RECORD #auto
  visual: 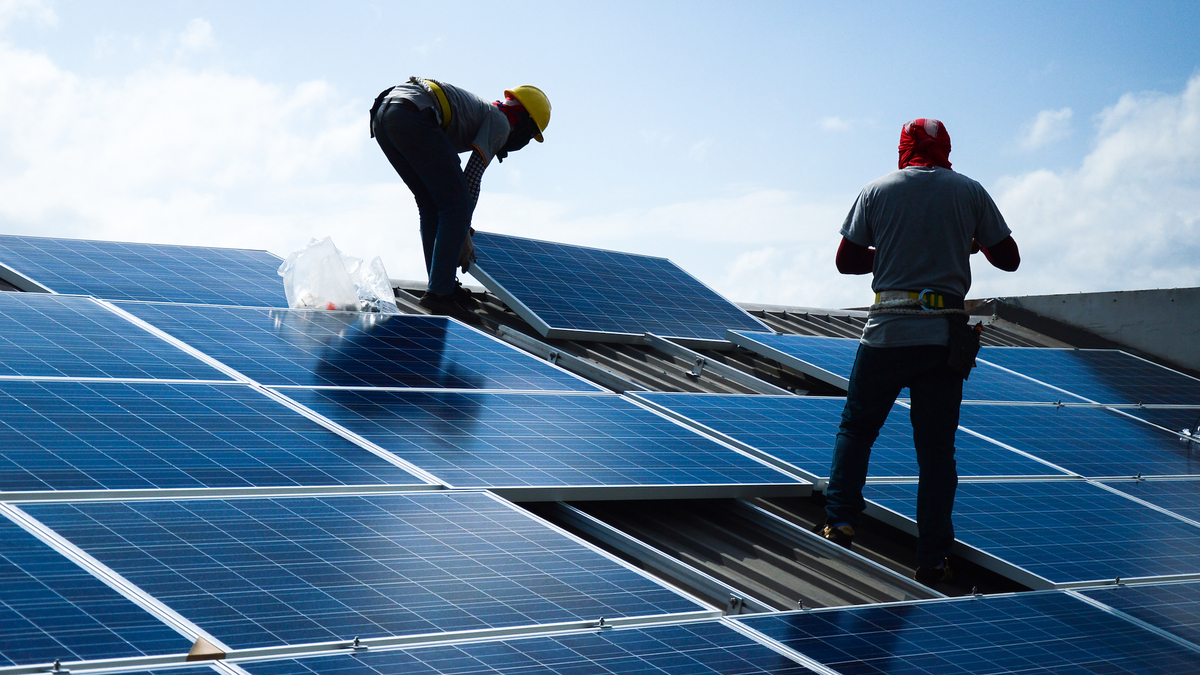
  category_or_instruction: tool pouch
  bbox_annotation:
[945,314,982,380]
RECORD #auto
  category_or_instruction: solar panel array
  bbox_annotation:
[0,236,821,673]
[737,591,1200,674]
[0,234,288,306]
[470,231,770,345]
[7,233,1200,674]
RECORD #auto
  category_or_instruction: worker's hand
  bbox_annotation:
[458,230,476,273]
[970,238,981,254]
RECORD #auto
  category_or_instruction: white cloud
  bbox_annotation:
[0,39,408,275]
[0,0,56,31]
[178,18,216,53]
[819,116,853,132]
[686,138,713,162]
[1017,107,1073,151]
[991,75,1200,297]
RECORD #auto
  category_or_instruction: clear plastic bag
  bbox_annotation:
[278,238,399,313]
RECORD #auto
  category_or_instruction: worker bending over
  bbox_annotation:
[819,118,1020,584]
[371,77,550,322]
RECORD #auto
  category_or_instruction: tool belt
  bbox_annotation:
[873,289,964,310]
[413,76,452,131]
[869,289,980,380]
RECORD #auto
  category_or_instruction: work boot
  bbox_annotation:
[418,291,481,325]
[914,558,953,585]
[452,281,480,310]
[815,522,854,549]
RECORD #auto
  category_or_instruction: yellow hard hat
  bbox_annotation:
[505,85,550,142]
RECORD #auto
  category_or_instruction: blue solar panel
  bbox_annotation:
[243,621,807,675]
[0,516,190,666]
[1104,479,1200,523]
[22,492,706,649]
[284,389,802,493]
[737,591,1200,674]
[865,480,1200,585]
[118,303,600,391]
[634,393,1069,479]
[1080,581,1200,650]
[0,293,229,381]
[470,231,769,344]
[0,234,286,306]
[0,380,421,491]
[957,403,1200,477]
[728,332,1084,403]
[980,347,1200,406]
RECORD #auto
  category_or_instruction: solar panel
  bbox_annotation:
[0,515,190,666]
[864,480,1200,586]
[118,303,601,391]
[1117,406,1200,437]
[0,380,423,492]
[0,234,286,306]
[727,331,1085,403]
[21,492,707,650]
[469,231,770,345]
[284,389,805,496]
[634,393,1069,480]
[980,347,1200,406]
[1079,581,1200,649]
[241,621,808,675]
[1104,479,1200,523]
[0,293,230,381]
[736,591,1200,673]
[957,403,1200,477]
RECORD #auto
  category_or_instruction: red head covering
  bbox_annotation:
[898,118,952,170]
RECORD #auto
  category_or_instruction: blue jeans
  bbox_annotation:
[374,102,472,296]
[824,343,962,568]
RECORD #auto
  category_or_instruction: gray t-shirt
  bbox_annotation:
[841,166,1011,347]
[384,79,511,165]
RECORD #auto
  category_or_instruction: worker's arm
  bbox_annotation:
[835,236,875,274]
[979,235,1020,271]
[464,148,488,206]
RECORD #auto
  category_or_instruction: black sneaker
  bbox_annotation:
[914,558,953,585]
[418,291,481,325]
[815,523,854,549]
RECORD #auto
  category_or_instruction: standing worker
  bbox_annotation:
[371,77,550,322]
[819,118,1020,584]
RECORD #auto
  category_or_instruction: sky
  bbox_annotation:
[1,0,1198,309]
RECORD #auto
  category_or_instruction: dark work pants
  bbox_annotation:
[374,102,471,296]
[824,343,963,568]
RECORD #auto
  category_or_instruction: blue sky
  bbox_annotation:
[2,1,1198,308]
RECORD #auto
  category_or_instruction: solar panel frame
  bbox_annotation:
[735,590,1200,673]
[0,293,233,381]
[864,480,1200,588]
[116,302,603,391]
[239,621,810,675]
[469,231,771,347]
[979,347,1200,406]
[0,380,426,493]
[633,392,1072,485]
[957,402,1200,477]
[281,388,808,499]
[0,509,192,667]
[0,234,287,306]
[20,492,713,650]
